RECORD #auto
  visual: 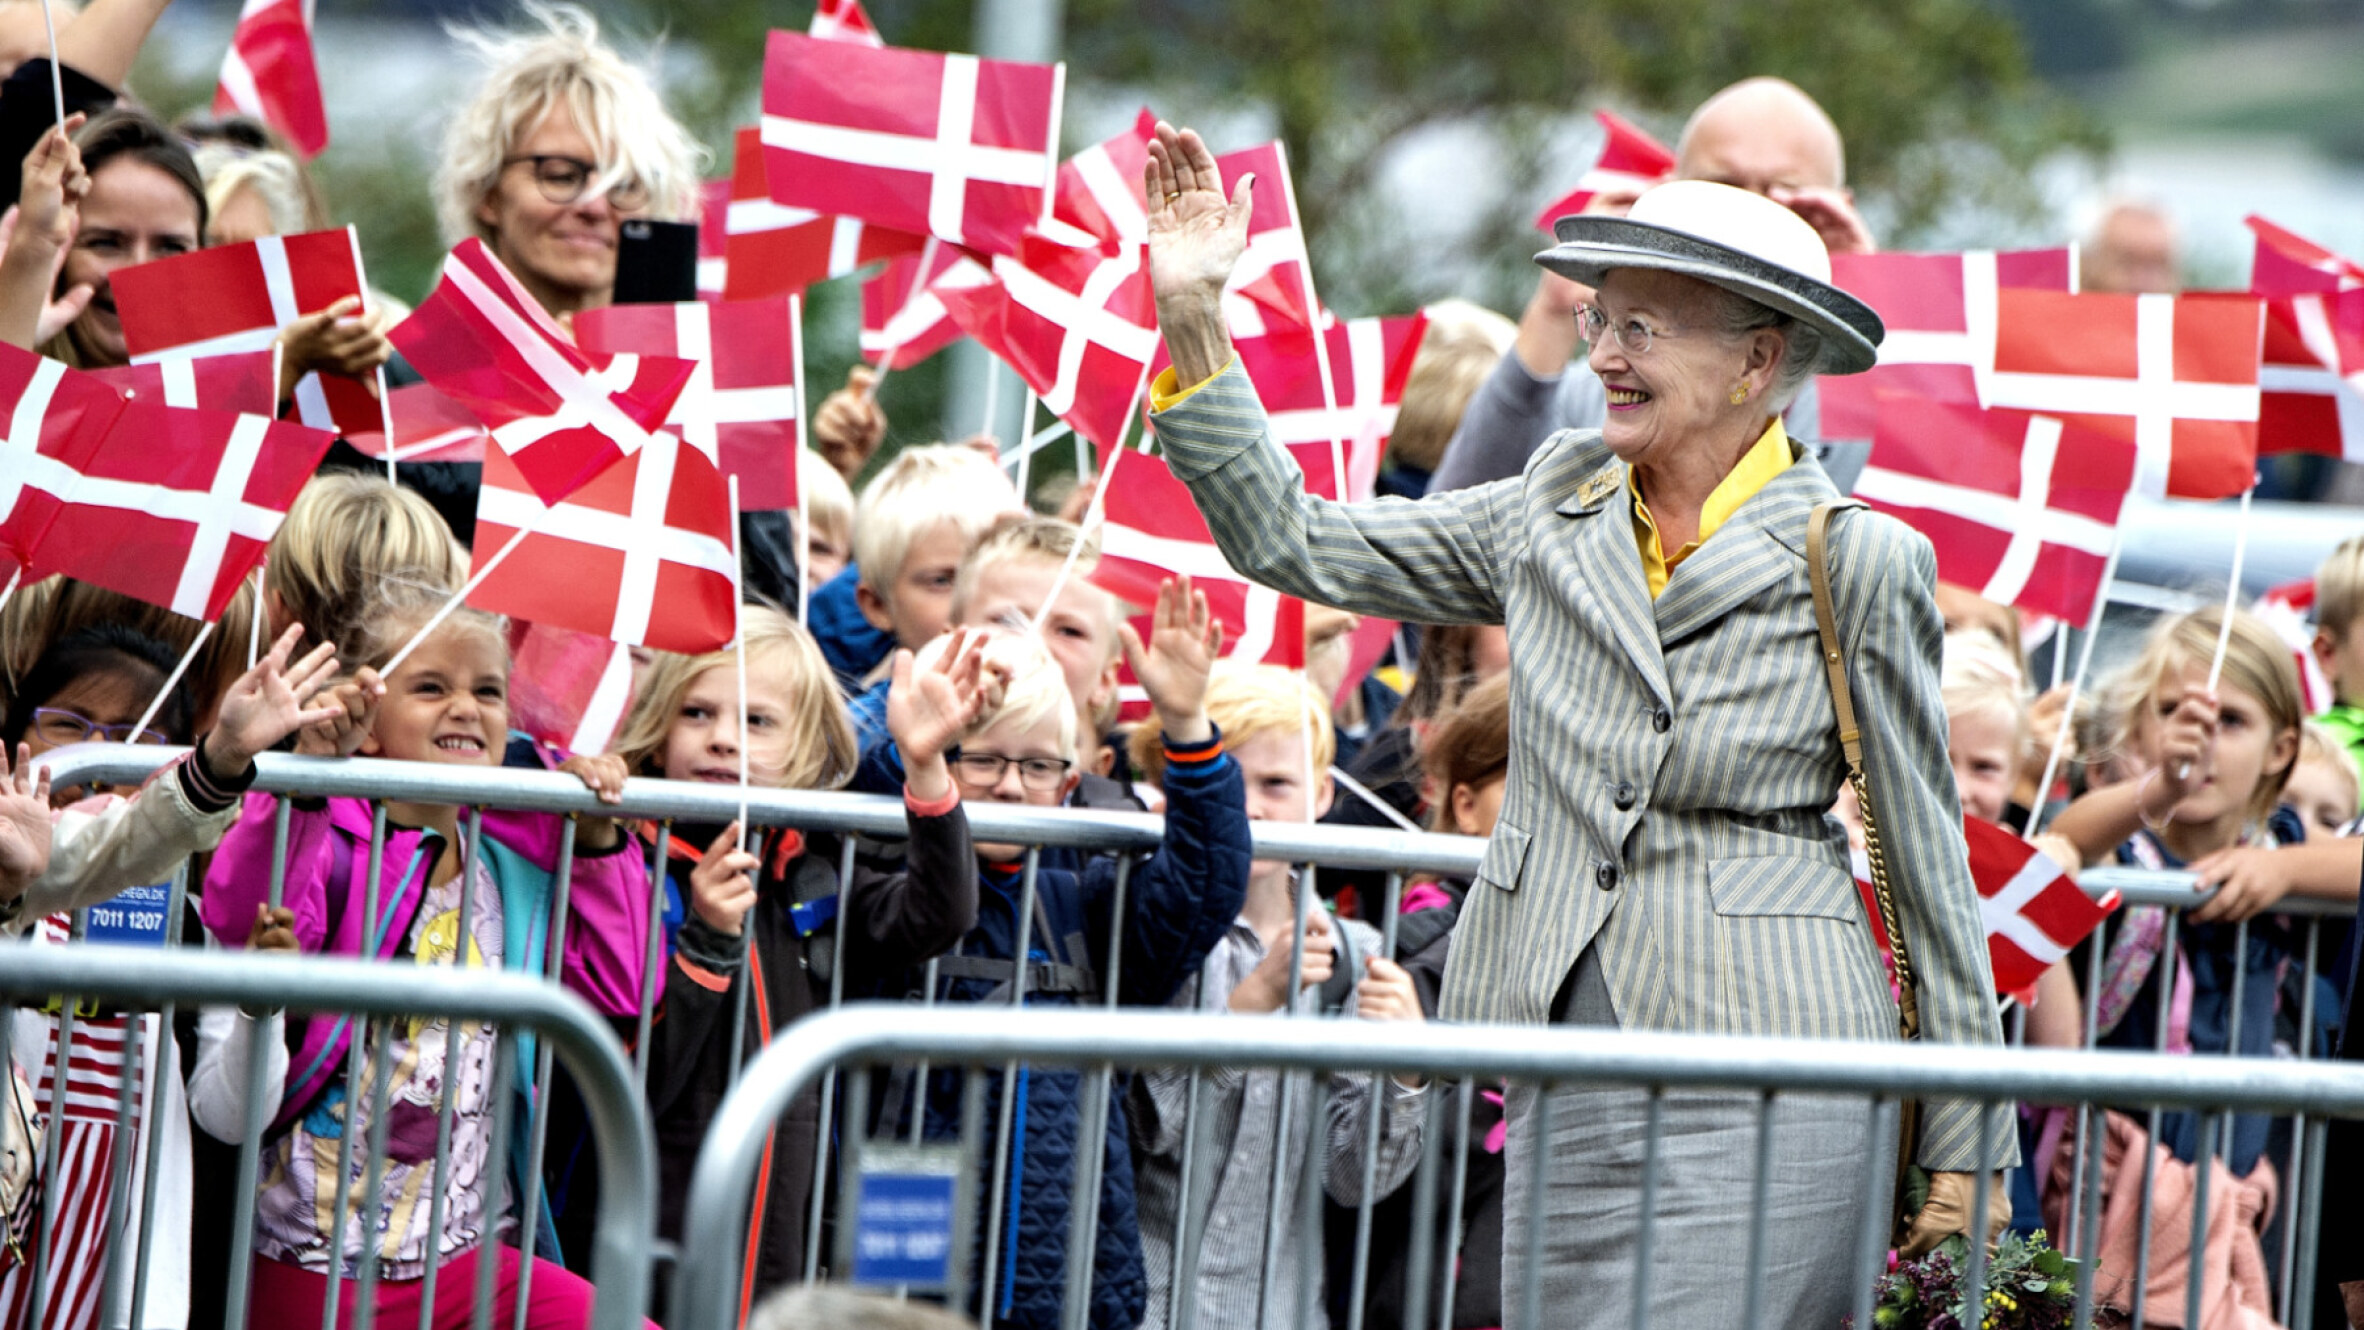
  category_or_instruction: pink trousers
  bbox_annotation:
[247,1245,647,1330]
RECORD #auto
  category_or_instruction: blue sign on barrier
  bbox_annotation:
[81,883,171,947]
[849,1147,966,1290]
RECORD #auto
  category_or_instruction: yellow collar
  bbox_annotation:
[1630,419,1794,598]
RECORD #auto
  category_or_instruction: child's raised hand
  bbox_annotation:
[245,903,298,953]
[688,820,760,936]
[1118,576,1221,743]
[0,742,53,900]
[210,625,346,775]
[559,753,628,806]
[2147,682,2218,812]
[2186,844,2293,924]
[888,627,1004,766]
[295,667,383,758]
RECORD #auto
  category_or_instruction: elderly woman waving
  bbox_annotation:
[1142,123,2014,1326]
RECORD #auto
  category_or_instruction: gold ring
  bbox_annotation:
[1164,191,1184,203]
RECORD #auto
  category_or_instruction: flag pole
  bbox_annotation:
[246,562,265,671]
[2022,532,2124,839]
[377,512,543,678]
[790,294,812,629]
[1028,366,1146,632]
[0,566,21,622]
[1270,141,1347,495]
[1015,388,1039,505]
[37,0,64,131]
[730,474,749,854]
[2205,485,2256,690]
[130,619,217,746]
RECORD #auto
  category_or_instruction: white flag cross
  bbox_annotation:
[997,247,1156,418]
[127,229,367,429]
[441,255,660,463]
[1852,414,2117,608]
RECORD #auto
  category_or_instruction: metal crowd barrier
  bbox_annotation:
[0,945,653,1330]
[21,744,2364,1330]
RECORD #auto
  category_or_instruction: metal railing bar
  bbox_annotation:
[125,860,192,1329]
[415,806,487,1327]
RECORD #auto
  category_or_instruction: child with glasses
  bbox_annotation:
[873,578,1251,1330]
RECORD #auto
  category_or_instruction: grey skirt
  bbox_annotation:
[1499,950,1896,1330]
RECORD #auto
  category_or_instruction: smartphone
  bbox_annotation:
[613,219,701,305]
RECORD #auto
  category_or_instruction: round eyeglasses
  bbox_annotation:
[1577,304,1685,357]
[502,155,651,213]
[32,707,168,748]
[950,751,1075,792]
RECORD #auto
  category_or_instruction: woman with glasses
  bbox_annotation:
[1141,122,2014,1326]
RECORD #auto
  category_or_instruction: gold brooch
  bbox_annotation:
[1575,463,1624,509]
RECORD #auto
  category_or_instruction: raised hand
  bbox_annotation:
[210,625,346,776]
[295,667,384,759]
[0,114,92,350]
[277,295,395,397]
[0,742,52,900]
[1118,576,1220,745]
[813,365,888,479]
[688,820,761,936]
[557,752,629,851]
[1144,121,1254,388]
[1767,184,1877,255]
[245,903,299,953]
[2142,682,2217,821]
[889,629,1003,766]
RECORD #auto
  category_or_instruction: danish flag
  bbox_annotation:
[2254,578,2335,715]
[211,0,327,158]
[507,620,637,759]
[1227,313,1429,503]
[343,383,489,465]
[1855,398,2136,622]
[88,349,278,416]
[1817,247,2077,442]
[390,239,697,506]
[720,125,926,302]
[1046,110,1158,252]
[109,227,381,436]
[1982,290,2264,501]
[0,350,132,578]
[860,240,991,369]
[1213,141,1317,336]
[468,435,739,654]
[1531,110,1677,233]
[575,296,807,512]
[936,233,1159,450]
[2245,217,2364,463]
[1854,816,2118,1003]
[760,31,1064,259]
[696,177,731,300]
[809,0,884,46]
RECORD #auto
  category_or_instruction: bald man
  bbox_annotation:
[1428,77,1875,492]
[2080,200,2181,295]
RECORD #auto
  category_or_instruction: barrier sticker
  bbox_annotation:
[848,1143,970,1291]
[81,882,172,947]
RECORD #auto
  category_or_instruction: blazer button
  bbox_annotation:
[1595,861,1620,891]
[1652,706,1672,734]
[1612,781,1637,811]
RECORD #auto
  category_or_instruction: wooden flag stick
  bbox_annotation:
[790,293,811,629]
[2205,486,2256,692]
[130,619,217,746]
[2022,533,2123,839]
[1014,388,1040,501]
[1027,367,1147,633]
[0,566,22,622]
[377,518,537,678]
[246,562,265,671]
[38,0,65,131]
[730,475,749,853]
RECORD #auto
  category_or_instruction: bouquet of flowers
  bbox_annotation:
[1855,1230,2084,1330]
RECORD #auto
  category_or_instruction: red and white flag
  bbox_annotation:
[1856,398,2135,623]
[88,349,278,416]
[468,435,738,654]
[109,227,380,436]
[1046,109,1157,252]
[809,0,885,46]
[212,0,327,158]
[0,350,129,578]
[1531,110,1677,233]
[34,397,334,620]
[1228,313,1428,503]
[1854,816,2118,1003]
[343,383,489,464]
[576,297,807,512]
[937,232,1159,450]
[1983,289,2265,501]
[696,177,731,301]
[1213,141,1316,336]
[720,125,927,302]
[507,621,637,758]
[2254,578,2335,715]
[860,241,991,369]
[390,239,697,506]
[761,31,1063,259]
[2245,218,2364,463]
[1818,247,2077,442]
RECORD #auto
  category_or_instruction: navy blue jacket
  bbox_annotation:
[888,732,1250,1330]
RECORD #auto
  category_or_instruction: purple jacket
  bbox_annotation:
[201,791,653,1128]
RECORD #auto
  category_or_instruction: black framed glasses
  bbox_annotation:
[949,751,1075,792]
[502,155,651,213]
[31,707,167,748]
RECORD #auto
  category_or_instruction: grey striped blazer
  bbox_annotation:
[1151,362,2012,1171]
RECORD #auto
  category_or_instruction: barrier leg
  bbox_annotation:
[1436,1078,1475,1330]
[1738,1090,1775,1330]
[473,1028,519,1330]
[416,807,487,1329]
[1398,1077,1447,1330]
[1628,1086,1665,1330]
[1515,1082,1552,1330]
[2187,1110,2219,1330]
[127,862,191,1327]
[1169,1066,1208,1330]
[25,911,89,1330]
[350,1022,400,1330]
[227,795,296,1330]
[1849,1096,1890,1330]
[512,812,573,1330]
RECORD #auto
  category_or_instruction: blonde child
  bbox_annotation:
[881,579,1249,1330]
[798,449,856,588]
[2286,720,2362,841]
[262,471,464,665]
[811,443,1022,688]
[2311,534,2364,769]
[612,609,984,1304]
[1125,661,1428,1330]
[200,583,651,1327]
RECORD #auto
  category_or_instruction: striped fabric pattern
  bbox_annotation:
[1150,362,2012,1171]
[0,1011,146,1330]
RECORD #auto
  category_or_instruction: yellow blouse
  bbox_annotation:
[1150,362,1794,600]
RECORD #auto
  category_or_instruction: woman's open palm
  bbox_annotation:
[1144,122,1254,303]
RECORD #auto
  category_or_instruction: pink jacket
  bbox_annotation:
[201,791,652,1128]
